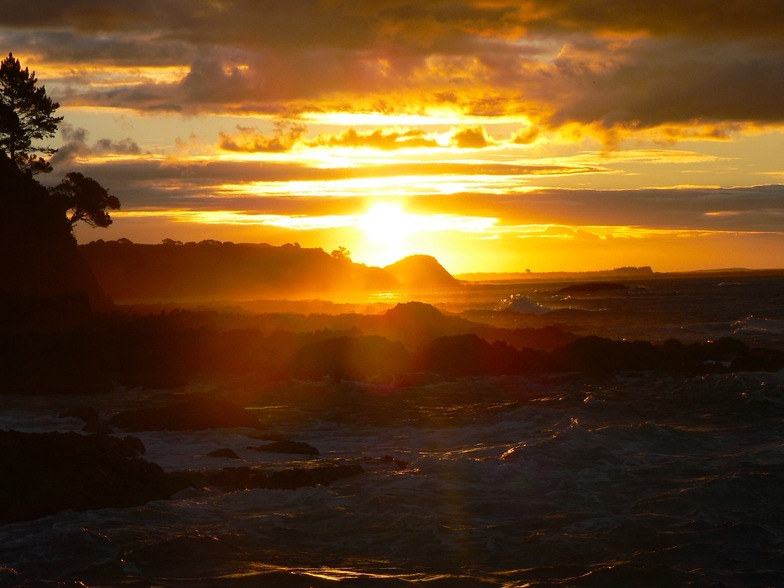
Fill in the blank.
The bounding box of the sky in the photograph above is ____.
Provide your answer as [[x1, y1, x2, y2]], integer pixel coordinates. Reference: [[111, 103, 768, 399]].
[[3, 0, 784, 274]]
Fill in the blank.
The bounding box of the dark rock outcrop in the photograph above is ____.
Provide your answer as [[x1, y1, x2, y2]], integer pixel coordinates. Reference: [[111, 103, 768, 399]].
[[0, 428, 363, 523], [1, 326, 114, 396], [59, 406, 106, 433], [557, 282, 630, 294], [107, 397, 262, 432], [248, 440, 320, 456], [203, 464, 363, 491], [206, 448, 242, 460], [417, 333, 551, 377], [551, 335, 784, 375], [288, 335, 411, 381], [381, 301, 574, 351], [0, 431, 175, 523]]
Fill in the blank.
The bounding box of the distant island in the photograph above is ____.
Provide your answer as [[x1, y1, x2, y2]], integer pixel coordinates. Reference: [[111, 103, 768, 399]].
[[456, 266, 655, 282], [457, 266, 784, 282]]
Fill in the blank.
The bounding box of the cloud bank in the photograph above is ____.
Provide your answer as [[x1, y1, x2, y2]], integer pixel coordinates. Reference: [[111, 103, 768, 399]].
[[5, 0, 783, 134]]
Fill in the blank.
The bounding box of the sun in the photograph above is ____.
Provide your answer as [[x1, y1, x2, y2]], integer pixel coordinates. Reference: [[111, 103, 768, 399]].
[[360, 202, 414, 245], [357, 202, 417, 266]]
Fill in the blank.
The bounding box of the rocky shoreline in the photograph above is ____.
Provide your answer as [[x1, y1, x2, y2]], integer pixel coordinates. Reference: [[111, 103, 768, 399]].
[[0, 397, 366, 524]]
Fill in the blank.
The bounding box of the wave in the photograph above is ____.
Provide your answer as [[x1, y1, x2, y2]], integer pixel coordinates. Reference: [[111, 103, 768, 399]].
[[2, 374, 784, 586], [732, 315, 784, 337], [497, 294, 551, 314]]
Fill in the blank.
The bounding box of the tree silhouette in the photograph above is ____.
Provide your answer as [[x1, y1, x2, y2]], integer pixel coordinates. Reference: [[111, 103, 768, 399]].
[[50, 172, 121, 228], [331, 246, 351, 261], [0, 52, 62, 175]]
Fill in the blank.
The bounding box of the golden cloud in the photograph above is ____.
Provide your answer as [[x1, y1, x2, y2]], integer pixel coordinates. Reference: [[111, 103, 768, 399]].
[[219, 122, 307, 153]]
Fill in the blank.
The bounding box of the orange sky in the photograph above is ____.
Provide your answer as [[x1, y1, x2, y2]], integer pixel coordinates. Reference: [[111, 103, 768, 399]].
[[3, 0, 784, 273]]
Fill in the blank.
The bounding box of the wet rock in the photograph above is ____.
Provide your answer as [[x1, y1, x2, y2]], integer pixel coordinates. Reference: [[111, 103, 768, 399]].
[[206, 448, 242, 460], [201, 464, 363, 491], [557, 282, 630, 294], [730, 347, 784, 372], [0, 431, 176, 523], [555, 336, 662, 373], [247, 440, 319, 456], [59, 406, 106, 433], [116, 435, 147, 457], [364, 455, 408, 470], [257, 464, 363, 490], [107, 397, 262, 432], [205, 467, 253, 489]]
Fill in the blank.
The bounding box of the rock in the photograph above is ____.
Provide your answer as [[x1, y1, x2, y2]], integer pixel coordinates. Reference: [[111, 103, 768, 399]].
[[730, 347, 784, 372], [202, 464, 363, 491], [119, 435, 147, 456], [0, 431, 176, 523], [107, 397, 262, 432], [557, 282, 630, 294], [206, 448, 242, 460], [247, 440, 320, 456], [205, 467, 253, 490], [364, 455, 408, 470], [59, 406, 106, 433], [287, 335, 411, 382], [555, 336, 662, 373], [259, 465, 363, 489]]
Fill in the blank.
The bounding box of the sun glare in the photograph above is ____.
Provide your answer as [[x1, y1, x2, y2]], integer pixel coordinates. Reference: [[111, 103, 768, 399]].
[[360, 203, 414, 245], [355, 202, 419, 267]]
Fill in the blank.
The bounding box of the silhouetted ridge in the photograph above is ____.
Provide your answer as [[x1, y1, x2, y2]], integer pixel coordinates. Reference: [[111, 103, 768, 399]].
[[384, 255, 461, 290], [80, 240, 400, 300]]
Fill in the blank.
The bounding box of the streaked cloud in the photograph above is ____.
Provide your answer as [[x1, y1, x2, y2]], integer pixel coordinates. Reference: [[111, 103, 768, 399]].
[[4, 0, 784, 271], [6, 1, 782, 130]]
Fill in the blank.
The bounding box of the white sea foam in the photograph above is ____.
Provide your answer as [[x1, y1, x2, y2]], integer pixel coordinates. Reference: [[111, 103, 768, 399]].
[[497, 294, 550, 314], [732, 315, 784, 336]]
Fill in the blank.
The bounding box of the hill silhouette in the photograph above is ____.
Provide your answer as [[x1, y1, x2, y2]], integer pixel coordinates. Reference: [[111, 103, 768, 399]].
[[80, 243, 468, 301], [384, 255, 462, 290], [0, 153, 109, 315], [80, 240, 401, 301]]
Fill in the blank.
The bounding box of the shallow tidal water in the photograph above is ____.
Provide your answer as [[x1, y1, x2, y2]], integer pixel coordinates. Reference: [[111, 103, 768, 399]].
[[2, 273, 784, 587], [2, 370, 784, 587]]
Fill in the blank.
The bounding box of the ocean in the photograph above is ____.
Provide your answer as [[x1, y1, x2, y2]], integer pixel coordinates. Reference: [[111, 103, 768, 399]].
[[1, 272, 784, 587]]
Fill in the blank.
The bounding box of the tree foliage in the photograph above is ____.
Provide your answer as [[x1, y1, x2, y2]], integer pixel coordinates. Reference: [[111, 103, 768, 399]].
[[331, 246, 352, 261], [0, 53, 120, 232], [0, 52, 63, 175], [50, 172, 121, 228]]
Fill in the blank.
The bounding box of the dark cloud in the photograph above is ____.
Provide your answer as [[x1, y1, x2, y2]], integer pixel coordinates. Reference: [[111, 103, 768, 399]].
[[8, 1, 781, 48], [429, 186, 784, 233], [7, 30, 193, 67], [60, 157, 603, 211], [50, 123, 142, 169], [4, 1, 784, 130], [524, 0, 784, 38], [547, 39, 784, 128]]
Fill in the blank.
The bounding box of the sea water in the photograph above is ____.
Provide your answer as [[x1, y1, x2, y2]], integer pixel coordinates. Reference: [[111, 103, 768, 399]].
[[1, 274, 784, 587]]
